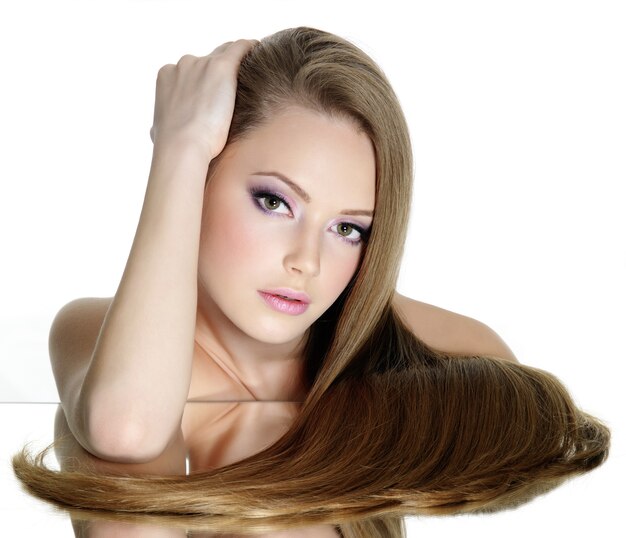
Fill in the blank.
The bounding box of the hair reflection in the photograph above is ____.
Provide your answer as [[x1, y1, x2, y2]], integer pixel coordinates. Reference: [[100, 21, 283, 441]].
[[49, 403, 402, 537]]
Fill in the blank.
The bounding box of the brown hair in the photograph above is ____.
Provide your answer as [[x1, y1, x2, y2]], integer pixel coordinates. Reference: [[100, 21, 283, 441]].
[[12, 26, 609, 536]]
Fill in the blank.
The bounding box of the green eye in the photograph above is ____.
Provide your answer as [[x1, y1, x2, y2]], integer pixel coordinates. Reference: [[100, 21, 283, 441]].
[[251, 190, 291, 215], [332, 222, 366, 246], [338, 223, 354, 236], [263, 196, 282, 210]]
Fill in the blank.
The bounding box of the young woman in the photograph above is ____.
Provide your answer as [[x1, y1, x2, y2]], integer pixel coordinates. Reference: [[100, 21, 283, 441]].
[[13, 26, 609, 535]]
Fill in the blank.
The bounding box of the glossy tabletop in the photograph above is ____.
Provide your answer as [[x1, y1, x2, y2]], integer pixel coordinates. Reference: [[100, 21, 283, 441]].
[[1, 402, 620, 537]]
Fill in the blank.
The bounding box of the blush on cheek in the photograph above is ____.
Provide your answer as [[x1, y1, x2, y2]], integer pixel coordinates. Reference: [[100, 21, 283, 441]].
[[327, 253, 360, 299], [199, 214, 253, 279], [343, 261, 360, 289], [220, 212, 269, 266]]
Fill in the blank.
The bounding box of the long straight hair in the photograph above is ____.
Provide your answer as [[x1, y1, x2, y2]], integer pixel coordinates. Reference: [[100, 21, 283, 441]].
[[12, 27, 609, 536]]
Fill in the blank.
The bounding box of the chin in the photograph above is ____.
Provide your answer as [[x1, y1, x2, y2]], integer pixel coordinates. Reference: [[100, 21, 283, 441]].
[[249, 323, 309, 346], [238, 313, 312, 346]]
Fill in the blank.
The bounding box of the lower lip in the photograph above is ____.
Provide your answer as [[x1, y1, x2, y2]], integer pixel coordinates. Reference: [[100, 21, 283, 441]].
[[258, 291, 309, 316]]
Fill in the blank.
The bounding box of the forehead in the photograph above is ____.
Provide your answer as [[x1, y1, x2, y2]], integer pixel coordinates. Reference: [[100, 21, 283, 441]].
[[223, 106, 376, 204]]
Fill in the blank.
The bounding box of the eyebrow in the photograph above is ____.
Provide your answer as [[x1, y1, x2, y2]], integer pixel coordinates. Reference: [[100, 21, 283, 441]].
[[251, 171, 374, 217]]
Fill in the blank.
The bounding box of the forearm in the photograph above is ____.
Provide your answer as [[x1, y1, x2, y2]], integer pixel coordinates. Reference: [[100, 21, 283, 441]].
[[80, 142, 208, 458], [54, 407, 187, 536]]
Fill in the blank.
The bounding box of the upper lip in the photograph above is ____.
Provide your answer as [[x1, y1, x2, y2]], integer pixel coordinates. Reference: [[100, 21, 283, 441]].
[[261, 288, 311, 304]]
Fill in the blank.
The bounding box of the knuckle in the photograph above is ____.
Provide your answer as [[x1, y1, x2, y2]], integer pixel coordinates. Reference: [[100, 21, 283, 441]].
[[157, 64, 174, 79], [208, 54, 233, 71], [177, 54, 197, 66]]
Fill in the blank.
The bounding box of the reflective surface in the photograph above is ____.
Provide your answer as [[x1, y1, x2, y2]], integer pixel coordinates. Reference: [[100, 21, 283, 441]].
[[3, 402, 344, 536], [2, 403, 617, 537]]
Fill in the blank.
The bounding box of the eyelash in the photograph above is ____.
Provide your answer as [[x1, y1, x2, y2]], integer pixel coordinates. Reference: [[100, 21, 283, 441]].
[[249, 187, 368, 246]]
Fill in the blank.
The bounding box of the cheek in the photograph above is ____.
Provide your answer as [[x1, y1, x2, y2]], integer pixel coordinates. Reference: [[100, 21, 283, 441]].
[[223, 215, 268, 264], [200, 205, 268, 274], [324, 246, 362, 297], [200, 191, 364, 296]]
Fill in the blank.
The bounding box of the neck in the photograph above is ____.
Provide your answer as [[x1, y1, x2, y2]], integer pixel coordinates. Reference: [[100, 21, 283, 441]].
[[194, 287, 309, 400]]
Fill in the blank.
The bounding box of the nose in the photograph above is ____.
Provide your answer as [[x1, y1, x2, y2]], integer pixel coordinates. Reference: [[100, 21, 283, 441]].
[[283, 231, 321, 278]]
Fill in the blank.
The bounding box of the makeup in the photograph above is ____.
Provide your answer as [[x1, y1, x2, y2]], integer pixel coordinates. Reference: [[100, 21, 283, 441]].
[[258, 291, 310, 315], [248, 186, 369, 246]]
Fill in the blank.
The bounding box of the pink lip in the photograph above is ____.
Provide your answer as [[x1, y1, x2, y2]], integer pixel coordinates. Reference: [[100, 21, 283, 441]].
[[258, 291, 310, 316], [260, 288, 311, 303]]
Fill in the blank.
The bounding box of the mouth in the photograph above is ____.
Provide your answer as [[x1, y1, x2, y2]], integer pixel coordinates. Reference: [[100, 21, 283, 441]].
[[260, 288, 311, 304], [258, 291, 310, 315], [274, 294, 301, 302]]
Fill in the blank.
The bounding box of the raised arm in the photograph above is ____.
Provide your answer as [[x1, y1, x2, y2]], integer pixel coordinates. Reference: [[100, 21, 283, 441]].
[[53, 40, 258, 463]]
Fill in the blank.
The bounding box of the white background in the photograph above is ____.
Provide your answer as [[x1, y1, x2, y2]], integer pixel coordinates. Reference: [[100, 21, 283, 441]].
[[0, 0, 624, 536]]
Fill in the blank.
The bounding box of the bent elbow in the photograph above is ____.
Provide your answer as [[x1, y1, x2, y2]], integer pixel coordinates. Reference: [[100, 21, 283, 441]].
[[85, 406, 170, 464]]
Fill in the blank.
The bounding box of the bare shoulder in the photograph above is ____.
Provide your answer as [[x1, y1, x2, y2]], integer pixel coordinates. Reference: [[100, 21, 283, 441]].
[[49, 297, 114, 403], [49, 297, 114, 357], [392, 291, 519, 362]]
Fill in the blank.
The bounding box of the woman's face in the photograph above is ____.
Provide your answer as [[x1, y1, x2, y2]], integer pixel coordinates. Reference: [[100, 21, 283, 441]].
[[198, 106, 376, 346]]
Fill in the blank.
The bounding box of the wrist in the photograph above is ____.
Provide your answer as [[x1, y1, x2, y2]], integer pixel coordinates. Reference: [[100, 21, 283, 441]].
[[153, 135, 213, 164], [148, 139, 213, 191]]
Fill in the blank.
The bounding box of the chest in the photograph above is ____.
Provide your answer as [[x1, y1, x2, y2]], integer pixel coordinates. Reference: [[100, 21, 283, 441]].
[[181, 344, 306, 470], [181, 401, 302, 472]]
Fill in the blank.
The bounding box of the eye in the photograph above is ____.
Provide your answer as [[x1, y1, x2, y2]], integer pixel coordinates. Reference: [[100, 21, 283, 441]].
[[250, 186, 369, 246], [251, 189, 292, 216], [331, 222, 367, 246]]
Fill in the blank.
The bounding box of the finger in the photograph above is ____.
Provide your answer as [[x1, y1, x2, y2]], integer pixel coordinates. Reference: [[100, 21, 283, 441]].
[[211, 41, 234, 54], [223, 38, 259, 59], [232, 38, 259, 49], [176, 53, 200, 67], [207, 39, 256, 60]]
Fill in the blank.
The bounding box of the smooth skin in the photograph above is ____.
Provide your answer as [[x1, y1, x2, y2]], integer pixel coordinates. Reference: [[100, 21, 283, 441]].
[[192, 105, 376, 401], [53, 39, 262, 463], [53, 404, 339, 537], [49, 38, 518, 468]]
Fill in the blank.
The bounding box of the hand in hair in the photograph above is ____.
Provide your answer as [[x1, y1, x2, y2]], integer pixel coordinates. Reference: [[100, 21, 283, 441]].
[[63, 39, 258, 463], [150, 39, 259, 161]]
